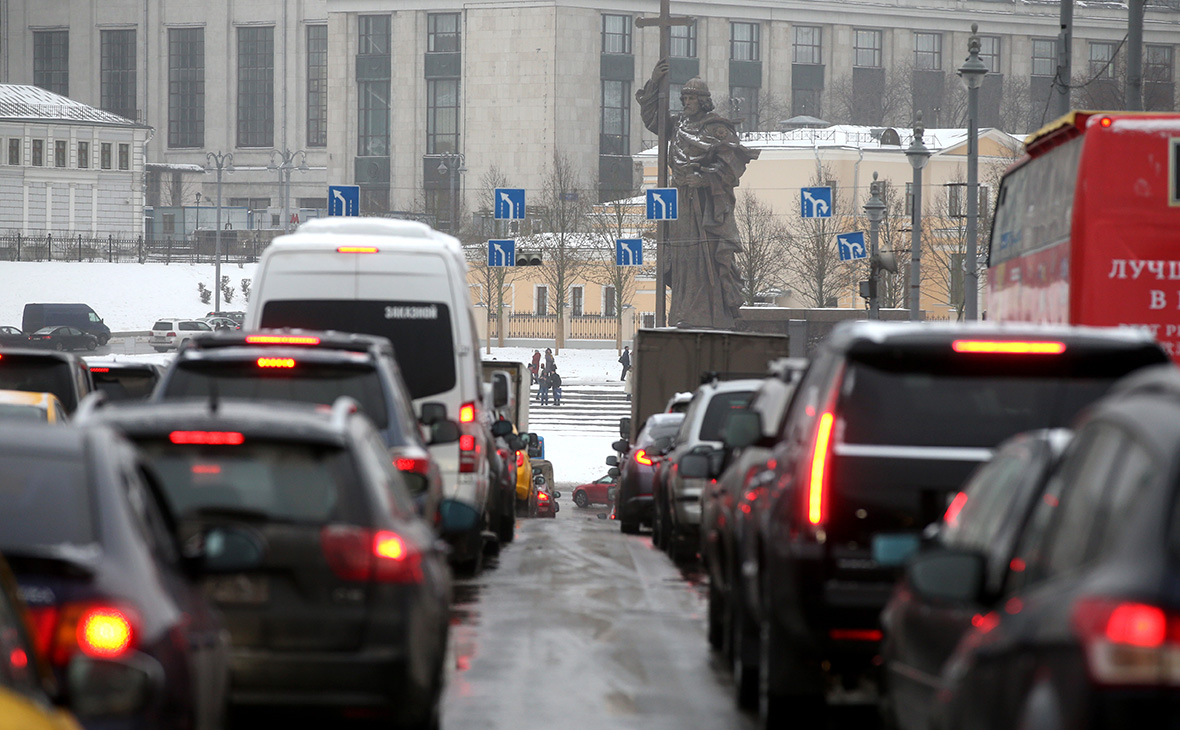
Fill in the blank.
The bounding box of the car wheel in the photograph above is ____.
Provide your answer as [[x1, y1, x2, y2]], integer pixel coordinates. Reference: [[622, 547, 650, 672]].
[[731, 579, 759, 710], [758, 614, 827, 729], [497, 506, 515, 544], [620, 519, 640, 535], [707, 579, 725, 650], [574, 491, 589, 508], [86, 339, 97, 351], [98, 335, 109, 346], [53, 341, 64, 351]]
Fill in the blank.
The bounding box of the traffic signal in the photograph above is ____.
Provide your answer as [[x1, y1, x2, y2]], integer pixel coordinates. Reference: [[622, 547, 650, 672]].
[[516, 252, 542, 266]]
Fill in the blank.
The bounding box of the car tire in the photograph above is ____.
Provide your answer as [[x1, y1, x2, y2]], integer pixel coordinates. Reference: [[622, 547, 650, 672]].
[[574, 491, 589, 508], [620, 519, 640, 535], [497, 507, 515, 544], [98, 335, 109, 346], [52, 342, 64, 351], [731, 581, 759, 710], [707, 579, 725, 650], [86, 339, 97, 351], [759, 615, 827, 729]]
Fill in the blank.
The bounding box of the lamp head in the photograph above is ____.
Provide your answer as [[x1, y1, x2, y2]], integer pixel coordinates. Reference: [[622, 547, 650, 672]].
[[864, 172, 887, 222], [958, 24, 988, 89], [906, 112, 931, 170]]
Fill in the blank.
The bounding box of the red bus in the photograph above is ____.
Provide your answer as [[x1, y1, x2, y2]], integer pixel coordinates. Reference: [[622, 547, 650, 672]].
[[987, 110, 1180, 357]]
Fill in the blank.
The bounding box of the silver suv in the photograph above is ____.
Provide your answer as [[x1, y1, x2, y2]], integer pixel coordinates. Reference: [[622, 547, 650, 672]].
[[149, 318, 212, 352]]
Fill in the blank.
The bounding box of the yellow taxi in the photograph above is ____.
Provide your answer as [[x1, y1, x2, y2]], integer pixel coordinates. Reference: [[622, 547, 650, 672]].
[[0, 390, 69, 423]]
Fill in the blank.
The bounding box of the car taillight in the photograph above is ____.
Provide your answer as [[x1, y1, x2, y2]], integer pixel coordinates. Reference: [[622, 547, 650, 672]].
[[459, 428, 480, 473], [395, 457, 431, 475], [634, 448, 653, 466], [166, 331, 177, 337], [257, 357, 296, 368], [77, 608, 135, 658], [26, 602, 138, 667], [538, 491, 550, 503], [1072, 598, 1180, 686], [337, 246, 379, 254], [944, 491, 969, 527], [807, 412, 835, 526], [320, 525, 422, 584], [459, 402, 476, 423], [169, 431, 244, 445], [951, 339, 1066, 355], [245, 335, 321, 345], [516, 451, 524, 467], [89, 367, 110, 373]]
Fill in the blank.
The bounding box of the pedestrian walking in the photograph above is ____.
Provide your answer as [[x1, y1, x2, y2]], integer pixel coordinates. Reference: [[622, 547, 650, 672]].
[[550, 366, 563, 406], [618, 345, 631, 381], [624, 367, 633, 401], [538, 366, 551, 405], [530, 349, 542, 384], [544, 347, 555, 373]]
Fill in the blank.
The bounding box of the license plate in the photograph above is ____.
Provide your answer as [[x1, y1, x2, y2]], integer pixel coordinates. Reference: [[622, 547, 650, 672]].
[[204, 574, 269, 604]]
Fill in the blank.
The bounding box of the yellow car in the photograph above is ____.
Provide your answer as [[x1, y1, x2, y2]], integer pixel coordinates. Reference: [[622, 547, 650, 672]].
[[0, 390, 68, 423]]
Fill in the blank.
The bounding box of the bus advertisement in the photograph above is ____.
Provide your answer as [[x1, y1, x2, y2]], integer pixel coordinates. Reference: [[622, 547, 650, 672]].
[[988, 111, 1180, 358]]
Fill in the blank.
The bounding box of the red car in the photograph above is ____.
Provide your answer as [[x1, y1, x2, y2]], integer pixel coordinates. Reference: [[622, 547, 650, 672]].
[[571, 473, 614, 508]]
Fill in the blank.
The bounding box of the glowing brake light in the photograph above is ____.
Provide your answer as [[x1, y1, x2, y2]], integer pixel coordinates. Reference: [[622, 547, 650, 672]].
[[516, 451, 524, 467], [1072, 598, 1180, 686], [807, 412, 835, 526], [192, 464, 222, 475], [77, 608, 134, 658], [538, 491, 550, 502], [257, 357, 296, 368], [634, 448, 653, 466], [952, 340, 1066, 355], [459, 402, 476, 423], [459, 434, 476, 451], [169, 431, 244, 445], [374, 531, 407, 560], [337, 246, 379, 254], [244, 335, 321, 345], [944, 491, 969, 527], [89, 367, 110, 373], [1099, 116, 1113, 128], [395, 457, 431, 475]]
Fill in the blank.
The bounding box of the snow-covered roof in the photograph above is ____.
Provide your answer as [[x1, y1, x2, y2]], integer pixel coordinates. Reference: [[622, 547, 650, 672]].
[[0, 84, 141, 126], [638, 125, 1023, 157]]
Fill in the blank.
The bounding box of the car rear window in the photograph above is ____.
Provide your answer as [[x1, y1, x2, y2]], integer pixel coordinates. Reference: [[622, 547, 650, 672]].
[[0, 404, 47, 421], [92, 369, 158, 401], [136, 440, 366, 524], [0, 357, 77, 411], [152, 321, 172, 330], [639, 415, 685, 445], [0, 454, 94, 546], [260, 299, 457, 399], [699, 391, 755, 442], [162, 359, 392, 430]]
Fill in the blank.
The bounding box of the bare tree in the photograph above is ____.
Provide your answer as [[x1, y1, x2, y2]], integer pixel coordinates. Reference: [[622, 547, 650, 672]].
[[829, 65, 915, 127], [733, 190, 789, 306], [783, 165, 857, 307], [725, 90, 791, 133], [585, 191, 653, 353], [463, 165, 518, 353]]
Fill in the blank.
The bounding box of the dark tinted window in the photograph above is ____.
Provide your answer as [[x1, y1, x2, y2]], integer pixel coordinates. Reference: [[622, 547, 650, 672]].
[[162, 358, 391, 430], [153, 320, 173, 330], [92, 369, 158, 401], [137, 440, 365, 524], [0, 357, 77, 411], [699, 391, 755, 442], [1041, 424, 1124, 575], [260, 300, 456, 399], [0, 454, 94, 546]]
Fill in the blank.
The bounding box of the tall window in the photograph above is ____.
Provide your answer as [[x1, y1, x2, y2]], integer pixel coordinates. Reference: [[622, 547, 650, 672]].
[[571, 286, 584, 316], [100, 143, 111, 169], [427, 79, 459, 154], [670, 22, 696, 58], [54, 140, 66, 168], [358, 16, 391, 158], [77, 141, 88, 169], [1032, 39, 1057, 77], [731, 22, 760, 62], [601, 80, 630, 155], [118, 143, 129, 171], [168, 28, 204, 148], [1089, 41, 1116, 79], [306, 25, 327, 147], [535, 286, 549, 316], [1145, 45, 1174, 82], [730, 87, 759, 131], [32, 140, 44, 167], [603, 286, 617, 317], [793, 26, 821, 65], [8, 139, 20, 166], [100, 30, 136, 121], [602, 14, 631, 54], [237, 26, 274, 148], [428, 13, 460, 53], [914, 32, 942, 71], [853, 29, 882, 68], [33, 31, 69, 96], [979, 36, 1001, 73]]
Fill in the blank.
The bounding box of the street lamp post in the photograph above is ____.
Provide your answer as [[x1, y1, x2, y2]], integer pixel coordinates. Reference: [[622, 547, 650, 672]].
[[268, 148, 309, 233], [205, 151, 235, 314], [437, 152, 467, 235], [906, 113, 931, 322], [863, 172, 887, 321], [959, 24, 988, 321]]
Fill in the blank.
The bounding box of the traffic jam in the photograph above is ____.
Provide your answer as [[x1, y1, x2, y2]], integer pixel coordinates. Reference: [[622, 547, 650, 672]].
[[2, 110, 1180, 730]]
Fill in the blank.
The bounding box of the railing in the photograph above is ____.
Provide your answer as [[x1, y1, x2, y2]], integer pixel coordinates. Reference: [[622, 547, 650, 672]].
[[568, 314, 618, 339], [485, 313, 621, 340], [0, 230, 284, 264], [508, 314, 559, 339]]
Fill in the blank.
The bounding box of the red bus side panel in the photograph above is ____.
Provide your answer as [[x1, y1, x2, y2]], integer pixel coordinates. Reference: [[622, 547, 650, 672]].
[[986, 240, 1070, 324]]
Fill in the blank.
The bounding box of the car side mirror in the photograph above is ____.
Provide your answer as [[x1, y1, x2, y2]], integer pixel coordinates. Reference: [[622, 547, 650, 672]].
[[419, 402, 447, 426], [491, 372, 511, 409], [611, 438, 629, 453], [619, 416, 631, 439], [553, 491, 562, 499], [511, 435, 527, 451], [491, 420, 514, 438], [723, 409, 763, 450], [66, 654, 160, 719], [608, 466, 620, 478], [534, 475, 545, 486], [605, 455, 618, 467], [678, 452, 712, 479], [906, 548, 987, 604], [429, 420, 461, 445]]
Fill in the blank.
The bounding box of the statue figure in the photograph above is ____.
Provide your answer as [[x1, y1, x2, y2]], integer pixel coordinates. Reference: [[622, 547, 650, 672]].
[[636, 59, 760, 329]]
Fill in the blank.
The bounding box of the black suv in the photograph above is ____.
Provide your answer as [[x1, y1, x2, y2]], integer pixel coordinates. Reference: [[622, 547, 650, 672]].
[[755, 321, 1169, 726], [77, 396, 452, 727], [150, 329, 455, 525], [0, 348, 94, 413]]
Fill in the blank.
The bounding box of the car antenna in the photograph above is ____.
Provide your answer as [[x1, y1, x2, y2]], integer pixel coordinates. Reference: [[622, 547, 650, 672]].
[[209, 380, 220, 414]]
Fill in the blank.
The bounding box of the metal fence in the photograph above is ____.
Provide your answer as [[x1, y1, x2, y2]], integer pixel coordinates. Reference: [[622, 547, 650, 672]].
[[0, 230, 284, 264], [568, 314, 617, 339]]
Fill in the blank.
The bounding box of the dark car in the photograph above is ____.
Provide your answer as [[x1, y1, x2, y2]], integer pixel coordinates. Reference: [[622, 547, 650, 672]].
[[0, 326, 27, 347], [611, 412, 685, 533], [87, 360, 165, 402], [533, 474, 559, 519], [22, 303, 111, 345], [151, 329, 454, 529], [921, 364, 1180, 730], [0, 421, 231, 730], [571, 474, 614, 509], [879, 428, 1072, 730], [755, 321, 1170, 726], [0, 349, 95, 414], [27, 327, 98, 352], [78, 397, 452, 727]]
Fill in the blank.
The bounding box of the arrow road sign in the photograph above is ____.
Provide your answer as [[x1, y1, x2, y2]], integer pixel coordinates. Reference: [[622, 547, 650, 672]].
[[646, 188, 678, 220], [328, 185, 360, 216], [488, 239, 515, 267], [616, 238, 643, 266], [495, 188, 526, 220], [801, 186, 832, 218], [837, 232, 868, 262]]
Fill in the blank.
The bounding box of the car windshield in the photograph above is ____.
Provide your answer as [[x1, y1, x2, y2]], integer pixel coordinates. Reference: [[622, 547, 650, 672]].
[[0, 357, 77, 411], [136, 440, 365, 524], [259, 299, 456, 400], [162, 358, 394, 432], [0, 453, 94, 547]]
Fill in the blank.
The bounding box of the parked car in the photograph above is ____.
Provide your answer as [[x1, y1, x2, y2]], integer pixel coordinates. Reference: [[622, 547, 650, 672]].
[[26, 326, 98, 352], [149, 318, 213, 352], [879, 427, 1072, 730], [922, 364, 1180, 729], [0, 420, 232, 730], [611, 412, 685, 534], [77, 397, 452, 727], [0, 325, 27, 347], [654, 379, 760, 561], [205, 311, 245, 326], [87, 361, 165, 402], [755, 321, 1170, 726], [0, 350, 95, 414], [22, 303, 111, 345], [200, 316, 241, 332], [534, 474, 560, 519], [571, 474, 614, 508], [664, 391, 694, 414], [0, 389, 68, 423]]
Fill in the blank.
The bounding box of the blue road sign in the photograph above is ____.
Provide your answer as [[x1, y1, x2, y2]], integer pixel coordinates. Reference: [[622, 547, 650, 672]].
[[488, 239, 515, 267], [801, 186, 833, 218], [616, 238, 643, 266], [495, 188, 526, 220], [646, 188, 678, 220], [328, 185, 360, 216], [837, 232, 868, 262]]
